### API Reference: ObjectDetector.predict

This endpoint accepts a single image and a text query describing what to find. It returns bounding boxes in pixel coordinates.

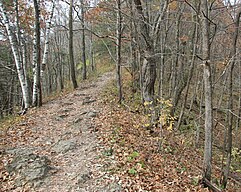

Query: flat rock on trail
[1,72,121,192]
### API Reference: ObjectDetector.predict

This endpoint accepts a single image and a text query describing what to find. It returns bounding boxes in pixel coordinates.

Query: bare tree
[69,0,78,89]
[81,0,87,80]
[221,7,241,189]
[201,0,213,183]
[116,0,123,103]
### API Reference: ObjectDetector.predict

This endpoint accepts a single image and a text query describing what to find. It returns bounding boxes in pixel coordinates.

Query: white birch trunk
[41,1,55,73]
[32,30,38,106]
[0,1,30,110]
[32,0,42,107]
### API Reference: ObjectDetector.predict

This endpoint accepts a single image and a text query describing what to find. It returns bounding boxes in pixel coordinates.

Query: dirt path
[1,72,121,192]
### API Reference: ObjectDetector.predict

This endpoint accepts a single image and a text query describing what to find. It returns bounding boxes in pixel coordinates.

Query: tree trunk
[201,0,213,182]
[89,24,95,72]
[116,0,123,104]
[42,1,55,72]
[81,0,87,80]
[0,1,30,110]
[69,0,78,89]
[177,11,199,130]
[128,0,139,93]
[221,8,241,189]
[142,50,156,103]
[32,0,42,107]
[133,0,156,104]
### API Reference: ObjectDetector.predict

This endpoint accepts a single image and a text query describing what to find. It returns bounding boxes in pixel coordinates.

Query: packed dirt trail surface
[1,72,121,192]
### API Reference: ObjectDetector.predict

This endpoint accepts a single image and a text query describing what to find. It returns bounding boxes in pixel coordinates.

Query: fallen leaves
[96,95,239,191]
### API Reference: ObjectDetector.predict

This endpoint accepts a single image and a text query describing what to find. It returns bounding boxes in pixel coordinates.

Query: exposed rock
[52,139,77,153]
[6,147,34,156]
[82,97,96,105]
[58,108,73,113]
[55,116,64,121]
[6,150,51,187]
[74,93,86,97]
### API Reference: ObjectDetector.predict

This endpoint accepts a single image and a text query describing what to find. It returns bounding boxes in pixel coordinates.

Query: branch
[101,39,116,63]
[184,0,199,14]
[200,178,222,192]
[0,63,16,73]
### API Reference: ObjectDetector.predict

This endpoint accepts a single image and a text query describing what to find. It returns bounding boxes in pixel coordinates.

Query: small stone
[58,114,69,119]
[82,99,96,105]
[88,111,98,118]
[77,172,92,184]
[74,118,82,124]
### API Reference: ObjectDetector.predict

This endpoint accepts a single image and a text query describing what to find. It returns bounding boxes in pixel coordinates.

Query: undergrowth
[97,70,240,191]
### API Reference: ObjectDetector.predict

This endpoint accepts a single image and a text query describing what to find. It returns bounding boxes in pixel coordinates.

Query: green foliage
[127,151,140,161]
[176,162,187,174]
[191,176,200,186]
[102,148,113,156]
[77,59,90,70]
[128,167,137,175]
[231,147,241,172]
[231,147,240,161]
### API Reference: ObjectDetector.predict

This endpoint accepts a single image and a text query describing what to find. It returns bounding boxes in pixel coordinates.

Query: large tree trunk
[69,0,78,89]
[133,0,156,103]
[201,0,213,182]
[128,0,139,93]
[81,0,87,80]
[142,50,156,103]
[32,0,42,107]
[0,1,30,111]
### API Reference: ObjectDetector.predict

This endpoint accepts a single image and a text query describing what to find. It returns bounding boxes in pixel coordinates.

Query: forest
[0,0,241,191]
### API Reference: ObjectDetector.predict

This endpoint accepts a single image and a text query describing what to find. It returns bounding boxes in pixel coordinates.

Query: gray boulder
[52,139,77,153]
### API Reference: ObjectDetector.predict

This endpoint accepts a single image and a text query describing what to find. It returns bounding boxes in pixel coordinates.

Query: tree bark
[0,1,30,110]
[221,8,241,189]
[42,1,55,72]
[81,0,87,80]
[32,0,42,107]
[133,0,156,104]
[69,0,78,89]
[201,0,213,182]
[177,10,199,130]
[116,0,123,104]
